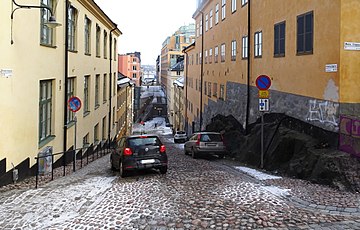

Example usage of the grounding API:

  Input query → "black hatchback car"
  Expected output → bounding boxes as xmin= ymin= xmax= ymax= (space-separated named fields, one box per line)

xmin=110 ymin=134 xmax=168 ymax=177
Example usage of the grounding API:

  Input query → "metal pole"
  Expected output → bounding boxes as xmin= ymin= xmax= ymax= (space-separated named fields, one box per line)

xmin=35 ymin=157 xmax=39 ymax=189
xmin=260 ymin=113 xmax=264 ymax=169
xmin=73 ymin=115 xmax=77 ymax=172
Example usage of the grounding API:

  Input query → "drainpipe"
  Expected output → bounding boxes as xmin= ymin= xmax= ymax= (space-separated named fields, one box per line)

xmin=63 ymin=0 xmax=69 ymax=153
xmin=245 ymin=0 xmax=251 ymax=135
xmin=199 ymin=11 xmax=204 ymax=132
xmin=184 ymin=50 xmax=189 ymax=134
xmin=108 ymin=27 xmax=117 ymax=147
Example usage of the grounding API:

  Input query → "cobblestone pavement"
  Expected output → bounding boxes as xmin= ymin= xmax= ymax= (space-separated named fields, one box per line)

xmin=0 ymin=135 xmax=360 ymax=229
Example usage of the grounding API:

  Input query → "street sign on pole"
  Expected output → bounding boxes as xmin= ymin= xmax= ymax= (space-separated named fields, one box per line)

xmin=259 ymin=99 xmax=270 ymax=112
xmin=68 ymin=96 xmax=82 ymax=112
xmin=256 ymin=75 xmax=272 ymax=90
xmin=258 ymin=90 xmax=269 ymax=98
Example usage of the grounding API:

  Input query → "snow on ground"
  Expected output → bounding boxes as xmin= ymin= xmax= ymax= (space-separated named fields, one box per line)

xmin=132 ymin=117 xmax=173 ymax=135
xmin=235 ymin=166 xmax=291 ymax=197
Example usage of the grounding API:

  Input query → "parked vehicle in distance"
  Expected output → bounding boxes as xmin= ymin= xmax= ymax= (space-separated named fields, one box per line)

xmin=184 ymin=132 xmax=226 ymax=159
xmin=110 ymin=134 xmax=168 ymax=177
xmin=174 ymin=130 xmax=187 ymax=143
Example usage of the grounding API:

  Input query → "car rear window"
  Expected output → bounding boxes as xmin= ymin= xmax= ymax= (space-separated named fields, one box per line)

xmin=128 ymin=137 xmax=160 ymax=147
xmin=200 ymin=134 xmax=222 ymax=142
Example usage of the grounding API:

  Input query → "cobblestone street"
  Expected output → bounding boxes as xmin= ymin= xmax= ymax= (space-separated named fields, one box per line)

xmin=0 ymin=135 xmax=360 ymax=229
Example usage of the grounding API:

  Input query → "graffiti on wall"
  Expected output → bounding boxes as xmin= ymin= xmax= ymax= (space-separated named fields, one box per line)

xmin=307 ymin=99 xmax=339 ymax=126
xmin=339 ymin=115 xmax=360 ymax=157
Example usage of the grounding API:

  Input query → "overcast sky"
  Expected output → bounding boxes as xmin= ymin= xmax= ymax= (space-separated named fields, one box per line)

xmin=94 ymin=0 xmax=196 ymax=66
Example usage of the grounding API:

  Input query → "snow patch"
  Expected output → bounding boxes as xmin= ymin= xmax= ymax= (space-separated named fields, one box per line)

xmin=235 ymin=166 xmax=282 ymax=180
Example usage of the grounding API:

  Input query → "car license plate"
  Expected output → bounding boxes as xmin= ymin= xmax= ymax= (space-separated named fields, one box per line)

xmin=141 ymin=159 xmax=155 ymax=164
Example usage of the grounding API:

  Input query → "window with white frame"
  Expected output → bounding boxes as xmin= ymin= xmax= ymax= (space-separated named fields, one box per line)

xmin=196 ymin=23 xmax=199 ymax=37
xmin=241 ymin=0 xmax=248 ymax=6
xmin=95 ymin=74 xmax=100 ymax=108
xmin=67 ymin=77 xmax=75 ymax=123
xmin=103 ymin=74 xmax=107 ymax=103
xmin=220 ymin=84 xmax=225 ymax=100
xmin=254 ymin=31 xmax=262 ymax=57
xmin=104 ymin=30 xmax=108 ymax=58
xmin=221 ymin=43 xmax=226 ymax=62
xmin=84 ymin=16 xmax=91 ymax=55
xmin=215 ymin=4 xmax=219 ymax=24
xmin=205 ymin=50 xmax=208 ymax=64
xmin=242 ymin=36 xmax=248 ymax=59
xmin=231 ymin=40 xmax=237 ymax=61
xmin=39 ymin=80 xmax=53 ymax=143
xmin=231 ymin=0 xmax=237 ymax=13
xmin=94 ymin=123 xmax=99 ymax=143
xmin=209 ymin=48 xmax=213 ymax=63
xmin=215 ymin=46 xmax=219 ymax=63
xmin=199 ymin=52 xmax=202 ymax=64
xmin=40 ymin=0 xmax=55 ymax=46
xmin=213 ymin=82 xmax=218 ymax=97
xmin=221 ymin=0 xmax=226 ymax=20
xmin=205 ymin=14 xmax=209 ymax=31
xmin=200 ymin=19 xmax=203 ymax=35
xmin=102 ymin=116 xmax=106 ymax=140
xmin=68 ymin=5 xmax=77 ymax=51
xmin=83 ymin=76 xmax=90 ymax=115
xmin=209 ymin=10 xmax=213 ymax=28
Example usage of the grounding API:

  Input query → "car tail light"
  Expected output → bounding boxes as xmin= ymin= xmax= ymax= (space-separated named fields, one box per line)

xmin=196 ymin=134 xmax=201 ymax=146
xmin=123 ymin=147 xmax=133 ymax=156
xmin=139 ymin=136 xmax=148 ymax=138
xmin=160 ymin=145 xmax=166 ymax=153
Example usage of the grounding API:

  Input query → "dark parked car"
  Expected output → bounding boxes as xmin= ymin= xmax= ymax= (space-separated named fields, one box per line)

xmin=110 ymin=134 xmax=168 ymax=177
xmin=173 ymin=130 xmax=187 ymax=143
xmin=184 ymin=132 xmax=226 ymax=159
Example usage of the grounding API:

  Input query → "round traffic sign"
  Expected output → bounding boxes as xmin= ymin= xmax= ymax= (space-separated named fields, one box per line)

xmin=256 ymin=75 xmax=272 ymax=90
xmin=68 ymin=96 xmax=82 ymax=112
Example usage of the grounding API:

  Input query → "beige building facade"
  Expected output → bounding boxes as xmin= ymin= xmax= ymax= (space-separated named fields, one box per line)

xmin=116 ymin=77 xmax=134 ymax=141
xmin=184 ymin=0 xmax=360 ymax=141
xmin=0 ymin=0 xmax=121 ymax=186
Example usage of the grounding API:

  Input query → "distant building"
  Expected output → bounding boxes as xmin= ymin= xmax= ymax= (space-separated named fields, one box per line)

xmin=173 ymin=76 xmax=185 ymax=131
xmin=116 ymin=76 xmax=134 ymax=141
xmin=118 ymin=52 xmax=141 ymax=86
xmin=160 ymin=23 xmax=195 ymax=97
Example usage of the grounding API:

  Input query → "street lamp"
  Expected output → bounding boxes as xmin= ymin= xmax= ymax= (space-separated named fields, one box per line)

xmin=11 ymin=0 xmax=62 ymax=44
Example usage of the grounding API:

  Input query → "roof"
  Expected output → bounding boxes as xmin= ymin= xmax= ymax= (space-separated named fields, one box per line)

xmin=174 ymin=76 xmax=184 ymax=88
xmin=117 ymin=77 xmax=133 ymax=87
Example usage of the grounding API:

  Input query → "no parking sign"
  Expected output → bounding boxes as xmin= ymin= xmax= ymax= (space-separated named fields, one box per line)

xmin=68 ymin=96 xmax=82 ymax=112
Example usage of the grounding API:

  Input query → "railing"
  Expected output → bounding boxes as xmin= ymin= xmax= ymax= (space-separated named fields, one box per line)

xmin=34 ymin=141 xmax=114 ymax=189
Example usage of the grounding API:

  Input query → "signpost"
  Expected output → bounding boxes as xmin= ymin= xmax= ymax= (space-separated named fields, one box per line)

xmin=256 ymin=75 xmax=271 ymax=169
xmin=68 ymin=96 xmax=82 ymax=171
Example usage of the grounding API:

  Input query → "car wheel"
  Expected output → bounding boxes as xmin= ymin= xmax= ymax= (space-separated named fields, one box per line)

xmin=191 ymin=148 xmax=198 ymax=159
xmin=218 ymin=154 xmax=225 ymax=159
xmin=184 ymin=148 xmax=188 ymax=155
xmin=159 ymin=166 xmax=168 ymax=174
xmin=119 ymin=161 xmax=127 ymax=178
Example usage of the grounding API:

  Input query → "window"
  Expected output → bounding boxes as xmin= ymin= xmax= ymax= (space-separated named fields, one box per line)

xmin=83 ymin=133 xmax=89 ymax=148
xmin=68 ymin=5 xmax=77 ymax=51
xmin=254 ymin=31 xmax=262 ymax=57
xmin=67 ymin=78 xmax=75 ymax=123
xmin=102 ymin=116 xmax=106 ymax=140
xmin=200 ymin=19 xmax=203 ymax=35
xmin=95 ymin=74 xmax=100 ymax=108
xmin=83 ymin=76 xmax=90 ymax=115
xmin=205 ymin=14 xmax=209 ymax=31
xmin=196 ymin=53 xmax=199 ymax=65
xmin=242 ymin=36 xmax=248 ymax=59
xmin=241 ymin=0 xmax=248 ymax=6
xmin=132 ymin=65 xmax=137 ymax=70
xmin=114 ymin=39 xmax=117 ymax=60
xmin=39 ymin=80 xmax=53 ymax=142
xmin=84 ymin=16 xmax=91 ymax=55
xmin=196 ymin=23 xmax=199 ymax=37
xmin=94 ymin=123 xmax=99 ymax=143
xmin=204 ymin=81 xmax=207 ymax=95
xmin=231 ymin=0 xmax=237 ymax=13
xmin=221 ymin=43 xmax=226 ymax=62
xmin=209 ymin=10 xmax=213 ymax=28
xmin=209 ymin=48 xmax=213 ymax=64
xmin=213 ymin=83 xmax=218 ymax=97
xmin=208 ymin=82 xmax=212 ymax=96
xmin=231 ymin=40 xmax=237 ymax=61
xmin=220 ymin=84 xmax=225 ymax=100
xmin=104 ymin=30 xmax=108 ymax=58
xmin=215 ymin=4 xmax=219 ymax=25
xmin=297 ymin=11 xmax=313 ymax=54
xmin=103 ymin=74 xmax=107 ymax=103
xmin=132 ymin=73 xmax=137 ymax=79
xmin=274 ymin=21 xmax=286 ymax=56
xmin=113 ymin=73 xmax=116 ymax=96
xmin=96 ymin=24 xmax=101 ymax=57
xmin=40 ymin=0 xmax=54 ymax=46
xmin=221 ymin=0 xmax=226 ymax=20
xmin=215 ymin=46 xmax=219 ymax=63
xmin=205 ymin=50 xmax=208 ymax=64
xmin=199 ymin=52 xmax=202 ymax=64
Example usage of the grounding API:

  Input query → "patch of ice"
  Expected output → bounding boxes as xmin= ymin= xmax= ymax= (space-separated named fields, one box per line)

xmin=235 ymin=166 xmax=282 ymax=180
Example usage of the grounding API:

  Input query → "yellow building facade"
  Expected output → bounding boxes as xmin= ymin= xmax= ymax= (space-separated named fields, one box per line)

xmin=185 ymin=0 xmax=360 ymax=137
xmin=116 ymin=77 xmax=134 ymax=141
xmin=0 ymin=0 xmax=121 ymax=185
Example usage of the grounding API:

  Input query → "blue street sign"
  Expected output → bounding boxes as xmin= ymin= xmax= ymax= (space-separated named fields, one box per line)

xmin=68 ymin=96 xmax=82 ymax=112
xmin=256 ymin=75 xmax=272 ymax=90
